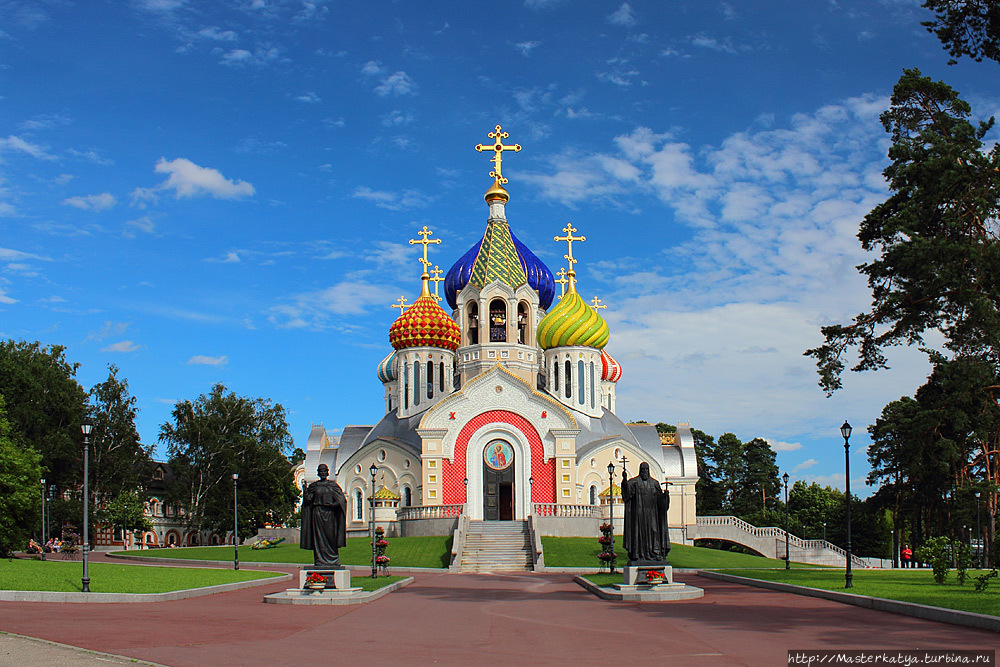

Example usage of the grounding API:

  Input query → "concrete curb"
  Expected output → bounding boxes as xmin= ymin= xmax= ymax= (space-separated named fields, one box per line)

xmin=105 ymin=552 xmax=447 ymax=573
xmin=0 ymin=573 xmax=291 ymax=604
xmin=263 ymin=576 xmax=414 ymax=605
xmin=1 ymin=632 xmax=170 ymax=666
xmin=697 ymin=570 xmax=1000 ymax=633
xmin=541 ymin=566 xmax=701 ymax=575
xmin=575 ymin=575 xmax=704 ymax=602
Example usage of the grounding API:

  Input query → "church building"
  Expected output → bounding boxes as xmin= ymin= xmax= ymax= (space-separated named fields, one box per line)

xmin=301 ymin=126 xmax=699 ymax=542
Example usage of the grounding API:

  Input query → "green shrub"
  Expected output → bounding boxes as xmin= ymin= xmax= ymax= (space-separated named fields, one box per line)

xmin=955 ymin=543 xmax=973 ymax=585
xmin=914 ymin=536 xmax=952 ymax=584
xmin=974 ymin=569 xmax=998 ymax=593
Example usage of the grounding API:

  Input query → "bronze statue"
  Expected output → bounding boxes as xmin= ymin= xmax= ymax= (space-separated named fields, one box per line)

xmin=621 ymin=462 xmax=671 ymax=563
xmin=300 ymin=463 xmax=347 ymax=567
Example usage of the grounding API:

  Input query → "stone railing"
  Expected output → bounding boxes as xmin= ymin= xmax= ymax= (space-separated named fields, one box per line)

xmin=696 ymin=515 xmax=867 ymax=566
xmin=397 ymin=505 xmax=464 ymax=521
xmin=533 ymin=504 xmax=603 ymax=518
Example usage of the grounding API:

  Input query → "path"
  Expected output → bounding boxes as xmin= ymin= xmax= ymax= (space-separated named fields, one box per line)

xmin=0 ymin=558 xmax=995 ymax=666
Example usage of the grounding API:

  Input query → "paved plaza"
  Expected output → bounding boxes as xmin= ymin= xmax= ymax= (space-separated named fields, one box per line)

xmin=0 ymin=558 xmax=996 ymax=666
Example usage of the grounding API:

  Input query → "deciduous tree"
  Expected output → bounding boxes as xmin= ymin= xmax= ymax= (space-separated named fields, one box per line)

xmin=89 ymin=364 xmax=152 ymax=504
xmin=0 ymin=394 xmax=43 ymax=556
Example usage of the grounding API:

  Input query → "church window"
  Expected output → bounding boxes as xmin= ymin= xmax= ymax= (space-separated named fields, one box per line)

xmin=467 ymin=302 xmax=479 ymax=345
xmin=552 ymin=361 xmax=559 ymax=393
xmin=403 ymin=363 xmax=409 ymax=409
xmin=564 ymin=360 xmax=571 ymax=398
xmin=414 ymin=362 xmax=421 ymax=406
xmin=590 ymin=485 xmax=598 ymax=505
xmin=578 ymin=360 xmax=585 ymax=404
xmin=153 ymin=467 xmax=164 ymax=481
xmin=403 ymin=486 xmax=412 ymax=507
xmin=517 ymin=302 xmax=529 ymax=344
xmin=427 ymin=360 xmax=433 ymax=399
xmin=355 ymin=490 xmax=363 ymax=520
xmin=489 ymin=299 xmax=507 ymax=342
xmin=590 ymin=361 xmax=596 ymax=409
xmin=439 ymin=362 xmax=445 ymax=392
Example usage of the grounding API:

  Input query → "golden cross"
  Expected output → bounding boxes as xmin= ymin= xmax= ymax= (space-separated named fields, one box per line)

xmin=475 ymin=124 xmax=521 ymax=185
xmin=555 ymin=268 xmax=568 ymax=299
xmin=391 ymin=296 xmax=408 ymax=313
xmin=429 ymin=265 xmax=444 ymax=302
xmin=590 ymin=296 xmax=607 ymax=310
xmin=554 ymin=223 xmax=586 ymax=293
xmin=409 ymin=226 xmax=442 ymax=296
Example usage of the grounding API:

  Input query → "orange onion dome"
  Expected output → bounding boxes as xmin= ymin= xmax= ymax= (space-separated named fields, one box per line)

xmin=388 ymin=294 xmax=461 ymax=351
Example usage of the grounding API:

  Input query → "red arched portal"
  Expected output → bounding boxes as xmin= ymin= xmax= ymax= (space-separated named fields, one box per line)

xmin=442 ymin=410 xmax=555 ymax=504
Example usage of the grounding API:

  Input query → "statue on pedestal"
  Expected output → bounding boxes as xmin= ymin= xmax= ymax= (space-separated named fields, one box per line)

xmin=300 ymin=463 xmax=347 ymax=567
xmin=621 ymin=462 xmax=670 ymax=564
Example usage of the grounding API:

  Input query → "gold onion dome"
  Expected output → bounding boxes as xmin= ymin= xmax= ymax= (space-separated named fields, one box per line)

xmin=536 ymin=290 xmax=610 ymax=350
xmin=484 ymin=180 xmax=509 ymax=203
xmin=373 ymin=485 xmax=400 ymax=500
xmin=389 ymin=293 xmax=461 ymax=351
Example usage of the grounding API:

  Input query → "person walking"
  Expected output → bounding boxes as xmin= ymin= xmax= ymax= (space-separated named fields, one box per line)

xmin=901 ymin=544 xmax=912 ymax=569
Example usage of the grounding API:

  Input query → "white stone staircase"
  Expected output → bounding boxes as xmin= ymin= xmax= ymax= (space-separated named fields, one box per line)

xmin=460 ymin=521 xmax=534 ymax=572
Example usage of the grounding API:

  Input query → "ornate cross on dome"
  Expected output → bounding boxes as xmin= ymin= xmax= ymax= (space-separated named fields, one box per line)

xmin=429 ymin=265 xmax=444 ymax=302
xmin=555 ymin=268 xmax=568 ymax=299
xmin=590 ymin=296 xmax=607 ymax=310
xmin=475 ymin=124 xmax=521 ymax=185
xmin=555 ymin=223 xmax=586 ymax=293
xmin=391 ymin=296 xmax=408 ymax=313
xmin=409 ymin=226 xmax=442 ymax=296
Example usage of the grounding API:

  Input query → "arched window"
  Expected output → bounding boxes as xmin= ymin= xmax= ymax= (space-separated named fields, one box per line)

xmin=403 ymin=362 xmax=409 ymax=409
xmin=467 ymin=302 xmax=479 ymax=345
xmin=414 ymin=362 xmax=421 ymax=406
xmin=590 ymin=361 xmax=596 ymax=409
xmin=439 ymin=362 xmax=445 ymax=392
xmin=578 ymin=360 xmax=585 ymax=404
xmin=403 ymin=486 xmax=412 ymax=507
xmin=590 ymin=485 xmax=598 ymax=505
xmin=564 ymin=360 xmax=571 ymax=398
xmin=553 ymin=360 xmax=559 ymax=393
xmin=427 ymin=360 xmax=434 ymax=399
xmin=517 ymin=302 xmax=529 ymax=344
xmin=489 ymin=299 xmax=507 ymax=342
xmin=355 ymin=490 xmax=364 ymax=520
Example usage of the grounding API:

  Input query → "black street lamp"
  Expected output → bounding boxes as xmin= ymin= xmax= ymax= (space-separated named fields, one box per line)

xmin=607 ymin=461 xmax=616 ymax=575
xmin=81 ymin=419 xmax=93 ymax=593
xmin=841 ymin=420 xmax=853 ymax=589
xmin=232 ymin=473 xmax=239 ymax=571
xmin=463 ymin=477 xmax=468 ymax=512
xmin=369 ymin=462 xmax=378 ymax=578
xmin=783 ymin=472 xmax=790 ymax=570
xmin=528 ymin=476 xmax=534 ymax=517
xmin=975 ymin=490 xmax=982 ymax=569
xmin=822 ymin=521 xmax=827 ymax=542
xmin=40 ymin=478 xmax=46 ymax=562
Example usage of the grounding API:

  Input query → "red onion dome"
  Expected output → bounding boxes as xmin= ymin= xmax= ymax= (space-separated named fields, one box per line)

xmin=600 ymin=348 xmax=623 ymax=383
xmin=389 ymin=294 xmax=461 ymax=351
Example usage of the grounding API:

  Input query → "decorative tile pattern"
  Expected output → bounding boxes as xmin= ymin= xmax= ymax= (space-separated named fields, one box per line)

xmin=600 ymin=348 xmax=622 ymax=383
xmin=537 ymin=291 xmax=609 ymax=350
xmin=389 ymin=294 xmax=461 ymax=351
xmin=469 ymin=219 xmax=527 ymax=291
xmin=442 ymin=409 xmax=555 ymax=504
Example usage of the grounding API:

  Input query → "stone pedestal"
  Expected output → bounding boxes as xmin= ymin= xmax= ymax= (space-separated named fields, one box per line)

xmin=622 ymin=564 xmax=672 ymax=586
xmin=299 ymin=568 xmax=352 ymax=590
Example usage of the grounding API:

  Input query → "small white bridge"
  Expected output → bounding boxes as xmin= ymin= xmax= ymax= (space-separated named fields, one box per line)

xmin=691 ymin=515 xmax=871 ymax=567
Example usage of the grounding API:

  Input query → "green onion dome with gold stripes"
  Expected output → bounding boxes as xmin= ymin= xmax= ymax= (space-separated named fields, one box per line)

xmin=536 ymin=291 xmax=610 ymax=350
xmin=389 ymin=294 xmax=461 ymax=352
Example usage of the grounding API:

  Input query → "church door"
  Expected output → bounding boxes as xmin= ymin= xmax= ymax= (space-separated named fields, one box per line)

xmin=483 ymin=439 xmax=514 ymax=521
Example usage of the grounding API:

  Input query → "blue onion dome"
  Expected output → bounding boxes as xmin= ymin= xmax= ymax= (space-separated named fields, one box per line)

xmin=376 ymin=350 xmax=396 ymax=383
xmin=444 ymin=227 xmax=554 ymax=310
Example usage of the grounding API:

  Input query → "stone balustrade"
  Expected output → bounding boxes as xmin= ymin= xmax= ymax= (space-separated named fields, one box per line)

xmin=397 ymin=505 xmax=464 ymax=521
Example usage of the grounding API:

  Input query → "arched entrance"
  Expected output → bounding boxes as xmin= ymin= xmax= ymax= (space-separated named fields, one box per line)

xmin=483 ymin=439 xmax=514 ymax=521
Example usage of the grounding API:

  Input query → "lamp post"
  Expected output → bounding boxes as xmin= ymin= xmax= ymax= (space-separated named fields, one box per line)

xmin=232 ymin=473 xmax=239 ymax=571
xmin=783 ymin=472 xmax=790 ymax=570
xmin=528 ymin=476 xmax=534 ymax=517
xmin=369 ymin=463 xmax=377 ymax=578
xmin=823 ymin=521 xmax=827 ymax=542
xmin=607 ymin=461 xmax=616 ymax=575
xmin=463 ymin=477 xmax=468 ymax=513
xmin=891 ymin=529 xmax=896 ymax=568
xmin=123 ymin=493 xmax=129 ymax=551
xmin=841 ymin=420 xmax=853 ymax=589
xmin=975 ymin=490 xmax=982 ymax=569
xmin=40 ymin=478 xmax=46 ymax=562
xmin=81 ymin=419 xmax=93 ymax=593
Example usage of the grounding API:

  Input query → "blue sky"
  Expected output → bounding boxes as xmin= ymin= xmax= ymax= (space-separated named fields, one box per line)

xmin=1 ymin=0 xmax=996 ymax=497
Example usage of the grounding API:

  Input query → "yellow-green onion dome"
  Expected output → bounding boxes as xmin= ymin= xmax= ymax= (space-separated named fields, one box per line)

xmin=536 ymin=291 xmax=610 ymax=350
xmin=373 ymin=485 xmax=400 ymax=500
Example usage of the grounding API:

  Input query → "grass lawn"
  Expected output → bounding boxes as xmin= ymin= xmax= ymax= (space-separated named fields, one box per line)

xmin=1 ymin=559 xmax=279 ymax=594
xmin=120 ymin=534 xmax=453 ymax=569
xmin=541 ymin=537 xmax=789 ymax=569
xmin=718 ymin=568 xmax=1000 ymax=617
xmin=354 ymin=575 xmax=406 ymax=592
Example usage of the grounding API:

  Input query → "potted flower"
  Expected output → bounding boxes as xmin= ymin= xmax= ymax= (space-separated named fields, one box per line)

xmin=304 ymin=572 xmax=327 ymax=590
xmin=645 ymin=570 xmax=666 ymax=585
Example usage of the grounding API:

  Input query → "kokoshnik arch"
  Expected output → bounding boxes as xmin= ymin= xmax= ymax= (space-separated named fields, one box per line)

xmin=297 ymin=125 xmax=700 ymax=539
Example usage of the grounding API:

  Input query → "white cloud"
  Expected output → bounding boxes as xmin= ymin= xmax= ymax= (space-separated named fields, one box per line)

xmin=269 ymin=280 xmax=401 ymax=329
xmin=295 ymin=91 xmax=321 ymax=103
xmin=67 ymin=148 xmax=114 ymax=165
xmin=0 ymin=287 xmax=16 ymax=304
xmin=514 ymin=40 xmax=541 ymax=56
xmin=607 ymin=2 xmax=637 ymax=26
xmin=381 ymin=110 xmax=414 ymax=127
xmin=351 ymin=186 xmax=428 ymax=211
xmin=375 ymin=71 xmax=415 ymax=97
xmin=102 ymin=340 xmax=141 ymax=353
xmin=123 ymin=216 xmax=155 ymax=238
xmin=89 ymin=321 xmax=130 ymax=341
xmin=0 ymin=202 xmax=16 ymax=217
xmin=62 ymin=193 xmax=116 ymax=211
xmin=186 ymin=354 xmax=228 ymax=366
xmin=221 ymin=251 xmax=240 ymax=263
xmin=219 ymin=46 xmax=282 ymax=67
xmin=197 ymin=26 xmax=237 ymax=41
xmin=132 ymin=157 xmax=254 ymax=202
xmin=770 ymin=440 xmax=804 ymax=452
xmin=0 ymin=135 xmax=56 ymax=160
xmin=361 ymin=60 xmax=383 ymax=76
xmin=792 ymin=458 xmax=819 ymax=473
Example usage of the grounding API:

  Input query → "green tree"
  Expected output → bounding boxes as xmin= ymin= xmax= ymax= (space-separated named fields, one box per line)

xmin=0 ymin=394 xmax=43 ymax=556
xmin=0 ymin=340 xmax=88 ymax=490
xmin=100 ymin=489 xmax=153 ymax=546
xmin=805 ymin=70 xmax=1000 ymax=394
xmin=691 ymin=429 xmax=725 ymax=514
xmin=89 ymin=364 xmax=152 ymax=503
xmin=715 ymin=433 xmax=744 ymax=512
xmin=160 ymin=384 xmax=298 ymax=540
xmin=922 ymin=0 xmax=1000 ymax=64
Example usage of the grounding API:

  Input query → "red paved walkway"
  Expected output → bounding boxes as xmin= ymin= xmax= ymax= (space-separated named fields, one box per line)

xmin=1 ymin=564 xmax=996 ymax=666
